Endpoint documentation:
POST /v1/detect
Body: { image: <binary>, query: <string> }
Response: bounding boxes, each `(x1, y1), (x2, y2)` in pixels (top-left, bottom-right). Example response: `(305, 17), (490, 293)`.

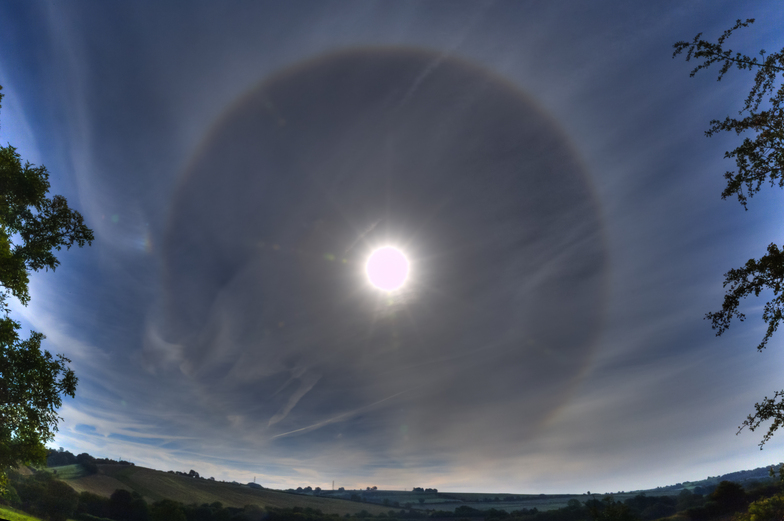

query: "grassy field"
(42, 464), (88, 480)
(47, 463), (704, 516)
(58, 464), (390, 515)
(0, 505), (72, 521)
(64, 468), (135, 497)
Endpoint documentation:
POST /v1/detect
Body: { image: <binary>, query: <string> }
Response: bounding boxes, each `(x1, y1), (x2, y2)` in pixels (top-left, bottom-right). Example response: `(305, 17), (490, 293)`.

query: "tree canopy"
(0, 85), (94, 494)
(673, 19), (784, 445)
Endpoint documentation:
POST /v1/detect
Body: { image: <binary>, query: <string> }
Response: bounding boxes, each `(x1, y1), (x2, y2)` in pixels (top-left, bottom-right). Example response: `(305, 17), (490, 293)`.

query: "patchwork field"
(45, 461), (772, 517)
(43, 464), (88, 480)
(326, 490), (654, 513)
(58, 464), (391, 515)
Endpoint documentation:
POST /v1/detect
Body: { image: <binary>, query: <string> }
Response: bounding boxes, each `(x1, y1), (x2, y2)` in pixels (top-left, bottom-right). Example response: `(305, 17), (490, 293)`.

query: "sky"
(1, 0), (784, 495)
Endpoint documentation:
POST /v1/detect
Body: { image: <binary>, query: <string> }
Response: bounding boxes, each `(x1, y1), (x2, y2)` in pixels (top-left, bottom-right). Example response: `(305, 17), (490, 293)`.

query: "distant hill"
(59, 464), (391, 515)
(49, 460), (783, 515)
(672, 463), (783, 493)
(301, 462), (784, 513)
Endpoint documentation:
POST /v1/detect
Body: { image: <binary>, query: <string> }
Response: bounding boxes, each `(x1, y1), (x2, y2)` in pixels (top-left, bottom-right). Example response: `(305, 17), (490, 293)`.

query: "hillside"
(60, 464), (391, 515)
(310, 462), (784, 513)
(675, 464), (782, 492)
(49, 460), (784, 516)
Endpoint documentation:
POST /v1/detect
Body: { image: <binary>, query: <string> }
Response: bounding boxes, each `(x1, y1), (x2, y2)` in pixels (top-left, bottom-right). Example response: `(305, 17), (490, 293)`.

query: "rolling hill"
(48, 460), (783, 516)
(59, 464), (391, 515)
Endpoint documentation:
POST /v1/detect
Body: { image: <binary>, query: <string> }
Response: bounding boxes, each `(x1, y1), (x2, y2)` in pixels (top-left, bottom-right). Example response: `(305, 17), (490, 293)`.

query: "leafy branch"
(675, 19), (784, 446)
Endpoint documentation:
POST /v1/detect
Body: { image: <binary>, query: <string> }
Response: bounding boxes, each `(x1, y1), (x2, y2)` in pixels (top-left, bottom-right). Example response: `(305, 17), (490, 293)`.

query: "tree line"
(46, 448), (134, 474)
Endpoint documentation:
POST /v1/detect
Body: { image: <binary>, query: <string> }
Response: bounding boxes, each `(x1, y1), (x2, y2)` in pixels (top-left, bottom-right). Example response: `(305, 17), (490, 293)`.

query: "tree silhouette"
(0, 85), (94, 493)
(674, 19), (784, 446)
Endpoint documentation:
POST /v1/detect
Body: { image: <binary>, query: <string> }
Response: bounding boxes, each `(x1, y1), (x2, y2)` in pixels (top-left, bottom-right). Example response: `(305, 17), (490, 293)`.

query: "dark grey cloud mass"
(1, 0), (784, 493)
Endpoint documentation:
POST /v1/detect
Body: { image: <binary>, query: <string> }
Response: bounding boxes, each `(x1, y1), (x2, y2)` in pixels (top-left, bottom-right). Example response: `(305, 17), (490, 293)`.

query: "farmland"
(316, 489), (663, 513)
(37, 460), (780, 518)
(58, 464), (391, 515)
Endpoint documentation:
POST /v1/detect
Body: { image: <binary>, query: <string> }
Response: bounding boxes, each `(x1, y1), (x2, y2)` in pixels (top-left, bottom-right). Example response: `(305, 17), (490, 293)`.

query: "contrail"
(342, 218), (382, 257)
(397, 0), (496, 109)
(268, 373), (321, 427)
(270, 387), (416, 440)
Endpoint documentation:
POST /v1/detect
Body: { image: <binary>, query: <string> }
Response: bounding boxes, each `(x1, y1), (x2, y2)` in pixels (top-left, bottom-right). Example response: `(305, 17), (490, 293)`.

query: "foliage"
(733, 468), (784, 521)
(675, 489), (704, 511)
(109, 489), (150, 521)
(47, 447), (133, 470)
(590, 496), (637, 521)
(0, 85), (94, 491)
(681, 481), (750, 520)
(76, 491), (111, 519)
(0, 321), (75, 485)
(76, 452), (99, 475)
(149, 498), (186, 521)
(14, 471), (78, 521)
(46, 448), (77, 467)
(673, 19), (784, 446)
(623, 494), (677, 521)
(40, 478), (79, 521)
(735, 493), (784, 521)
(710, 480), (746, 511)
(0, 480), (20, 506)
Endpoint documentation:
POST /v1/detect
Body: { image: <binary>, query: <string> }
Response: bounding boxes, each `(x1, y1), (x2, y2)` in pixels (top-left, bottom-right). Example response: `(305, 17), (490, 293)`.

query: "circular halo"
(366, 247), (410, 291)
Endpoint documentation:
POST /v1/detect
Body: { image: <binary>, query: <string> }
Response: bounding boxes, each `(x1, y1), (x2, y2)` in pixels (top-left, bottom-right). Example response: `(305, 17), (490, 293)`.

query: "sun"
(366, 247), (410, 291)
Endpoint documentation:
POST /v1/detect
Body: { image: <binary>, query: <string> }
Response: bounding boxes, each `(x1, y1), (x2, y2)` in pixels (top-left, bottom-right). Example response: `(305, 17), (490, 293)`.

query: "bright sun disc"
(366, 247), (410, 291)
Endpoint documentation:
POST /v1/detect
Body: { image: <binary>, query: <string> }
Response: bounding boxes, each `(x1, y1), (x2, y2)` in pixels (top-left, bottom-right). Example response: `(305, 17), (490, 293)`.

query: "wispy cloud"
(3, 0), (784, 493)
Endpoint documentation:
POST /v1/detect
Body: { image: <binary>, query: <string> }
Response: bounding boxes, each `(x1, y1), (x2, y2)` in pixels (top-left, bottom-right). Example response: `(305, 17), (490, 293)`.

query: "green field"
(0, 505), (68, 521)
(42, 463), (88, 480)
(58, 464), (391, 515)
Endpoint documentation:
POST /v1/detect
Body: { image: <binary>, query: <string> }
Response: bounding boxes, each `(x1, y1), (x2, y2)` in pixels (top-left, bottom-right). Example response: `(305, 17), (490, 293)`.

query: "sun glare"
(366, 247), (410, 291)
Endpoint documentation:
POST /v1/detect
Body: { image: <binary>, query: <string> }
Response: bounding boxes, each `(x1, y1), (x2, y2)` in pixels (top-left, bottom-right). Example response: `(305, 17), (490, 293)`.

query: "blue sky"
(2, 0), (784, 494)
